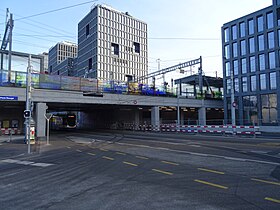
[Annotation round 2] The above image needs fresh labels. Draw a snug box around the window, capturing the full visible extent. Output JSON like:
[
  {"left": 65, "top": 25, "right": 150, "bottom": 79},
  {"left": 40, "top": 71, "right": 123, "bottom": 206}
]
[
  {"left": 267, "top": 12, "right": 274, "bottom": 29},
  {"left": 86, "top": 24, "right": 90, "bottom": 36},
  {"left": 270, "top": 72, "right": 277, "bottom": 89},
  {"left": 240, "top": 40, "right": 246, "bottom": 56},
  {"left": 243, "top": 96, "right": 258, "bottom": 125},
  {"left": 224, "top": 45, "right": 230, "bottom": 59},
  {"left": 226, "top": 79, "right": 231, "bottom": 94},
  {"left": 232, "top": 25, "right": 237, "bottom": 40},
  {"left": 259, "top": 54, "right": 265, "bottom": 71},
  {"left": 249, "top": 37, "right": 255, "bottom": 53},
  {"left": 250, "top": 75, "right": 257, "bottom": 91},
  {"left": 225, "top": 62, "right": 230, "bottom": 77},
  {"left": 269, "top": 52, "right": 276, "bottom": 69},
  {"left": 277, "top": 8, "right": 280, "bottom": 26},
  {"left": 224, "top": 28, "right": 229, "bottom": 42},
  {"left": 257, "top": 16, "right": 264, "bottom": 32},
  {"left": 258, "top": 35, "right": 264, "bottom": 51},
  {"left": 234, "top": 78, "right": 239, "bottom": 92},
  {"left": 233, "top": 42, "right": 237, "bottom": 57},
  {"left": 233, "top": 60, "right": 238, "bottom": 75},
  {"left": 248, "top": 19, "right": 254, "bottom": 35},
  {"left": 133, "top": 42, "right": 140, "bottom": 53},
  {"left": 250, "top": 56, "right": 256, "bottom": 72},
  {"left": 260, "top": 74, "right": 266, "bottom": 90},
  {"left": 88, "top": 58, "right": 92, "bottom": 70},
  {"left": 241, "top": 58, "right": 247, "bottom": 74},
  {"left": 261, "top": 94, "right": 277, "bottom": 124},
  {"left": 111, "top": 43, "right": 119, "bottom": 55},
  {"left": 268, "top": 32, "right": 275, "bottom": 49},
  {"left": 240, "top": 22, "right": 245, "bottom": 37},
  {"left": 242, "top": 77, "right": 248, "bottom": 92}
]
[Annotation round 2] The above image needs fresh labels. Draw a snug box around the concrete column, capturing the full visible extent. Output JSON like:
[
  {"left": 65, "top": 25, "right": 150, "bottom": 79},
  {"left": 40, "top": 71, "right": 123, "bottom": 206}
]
[
  {"left": 180, "top": 109, "right": 185, "bottom": 125},
  {"left": 134, "top": 108, "right": 140, "bottom": 126},
  {"left": 151, "top": 106, "right": 160, "bottom": 127},
  {"left": 35, "top": 103, "right": 47, "bottom": 138},
  {"left": 198, "top": 107, "right": 206, "bottom": 126}
]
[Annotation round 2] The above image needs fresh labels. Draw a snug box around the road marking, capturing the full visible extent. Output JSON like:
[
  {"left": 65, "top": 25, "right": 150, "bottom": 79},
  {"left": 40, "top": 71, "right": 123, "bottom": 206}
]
[
  {"left": 100, "top": 148, "right": 108, "bottom": 152},
  {"left": 66, "top": 146, "right": 71, "bottom": 149},
  {"left": 251, "top": 178, "right": 280, "bottom": 186},
  {"left": 76, "top": 149, "right": 82, "bottom": 152},
  {"left": 188, "top": 144, "right": 201, "bottom": 148},
  {"left": 116, "top": 152, "right": 126, "bottom": 155},
  {"left": 123, "top": 161, "right": 138, "bottom": 167},
  {"left": 265, "top": 197, "right": 280, "bottom": 203},
  {"left": 194, "top": 179, "right": 228, "bottom": 190},
  {"left": 135, "top": 155, "right": 149, "bottom": 160},
  {"left": 152, "top": 169, "right": 173, "bottom": 176},
  {"left": 116, "top": 142, "right": 280, "bottom": 165},
  {"left": 161, "top": 160, "right": 179, "bottom": 166},
  {"left": 87, "top": 152, "right": 96, "bottom": 156},
  {"left": 198, "top": 168, "right": 225, "bottom": 175},
  {"left": 1, "top": 159, "right": 53, "bottom": 167},
  {"left": 102, "top": 156, "right": 114, "bottom": 161}
]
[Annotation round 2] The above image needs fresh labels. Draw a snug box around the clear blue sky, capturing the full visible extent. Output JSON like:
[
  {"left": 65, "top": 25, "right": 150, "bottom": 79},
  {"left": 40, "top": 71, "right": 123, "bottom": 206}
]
[{"left": 0, "top": 0, "right": 271, "bottom": 80}]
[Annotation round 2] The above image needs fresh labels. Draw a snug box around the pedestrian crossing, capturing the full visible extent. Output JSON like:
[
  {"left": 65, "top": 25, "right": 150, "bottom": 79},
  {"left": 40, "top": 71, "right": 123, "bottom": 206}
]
[{"left": 1, "top": 159, "right": 54, "bottom": 167}]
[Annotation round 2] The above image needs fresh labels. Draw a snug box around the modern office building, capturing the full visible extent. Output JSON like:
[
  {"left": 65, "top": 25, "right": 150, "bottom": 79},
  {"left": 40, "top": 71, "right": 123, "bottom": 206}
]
[
  {"left": 77, "top": 4, "right": 148, "bottom": 81},
  {"left": 222, "top": 0, "right": 280, "bottom": 126},
  {"left": 48, "top": 41, "right": 77, "bottom": 75}
]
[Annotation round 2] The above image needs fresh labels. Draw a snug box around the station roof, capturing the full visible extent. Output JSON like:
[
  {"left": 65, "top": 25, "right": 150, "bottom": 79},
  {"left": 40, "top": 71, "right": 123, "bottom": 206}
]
[{"left": 174, "top": 74, "right": 223, "bottom": 88}]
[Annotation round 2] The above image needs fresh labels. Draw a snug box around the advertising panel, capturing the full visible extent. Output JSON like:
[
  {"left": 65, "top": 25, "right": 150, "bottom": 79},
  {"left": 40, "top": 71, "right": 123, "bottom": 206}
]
[
  {"left": 81, "top": 78, "right": 98, "bottom": 92},
  {"left": 39, "top": 74, "right": 61, "bottom": 89},
  {"left": 61, "top": 76, "right": 81, "bottom": 91}
]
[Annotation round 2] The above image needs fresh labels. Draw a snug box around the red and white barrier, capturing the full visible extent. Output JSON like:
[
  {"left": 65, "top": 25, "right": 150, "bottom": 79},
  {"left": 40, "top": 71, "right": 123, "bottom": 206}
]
[{"left": 1, "top": 128, "right": 21, "bottom": 135}]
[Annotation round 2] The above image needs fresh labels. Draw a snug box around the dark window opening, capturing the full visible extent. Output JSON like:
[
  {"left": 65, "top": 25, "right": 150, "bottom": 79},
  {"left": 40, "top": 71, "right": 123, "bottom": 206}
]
[
  {"left": 86, "top": 24, "right": 90, "bottom": 36},
  {"left": 88, "top": 58, "right": 93, "bottom": 70},
  {"left": 277, "top": 8, "right": 280, "bottom": 25},
  {"left": 111, "top": 43, "right": 119, "bottom": 55},
  {"left": 133, "top": 42, "right": 140, "bottom": 53},
  {"left": 50, "top": 66, "right": 52, "bottom": 73}
]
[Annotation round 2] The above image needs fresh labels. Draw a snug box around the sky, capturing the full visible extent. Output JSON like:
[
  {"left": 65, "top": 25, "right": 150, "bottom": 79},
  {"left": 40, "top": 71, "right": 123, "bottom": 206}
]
[{"left": 0, "top": 0, "right": 272, "bottom": 82}]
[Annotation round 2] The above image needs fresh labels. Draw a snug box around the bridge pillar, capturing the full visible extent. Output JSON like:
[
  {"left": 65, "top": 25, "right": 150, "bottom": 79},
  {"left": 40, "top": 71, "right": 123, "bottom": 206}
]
[
  {"left": 198, "top": 107, "right": 206, "bottom": 126},
  {"left": 151, "top": 106, "right": 160, "bottom": 128},
  {"left": 35, "top": 102, "right": 47, "bottom": 139}
]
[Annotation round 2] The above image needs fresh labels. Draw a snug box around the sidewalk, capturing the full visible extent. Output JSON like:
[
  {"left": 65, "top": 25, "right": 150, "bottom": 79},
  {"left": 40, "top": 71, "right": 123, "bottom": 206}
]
[{"left": 0, "top": 134, "right": 25, "bottom": 143}]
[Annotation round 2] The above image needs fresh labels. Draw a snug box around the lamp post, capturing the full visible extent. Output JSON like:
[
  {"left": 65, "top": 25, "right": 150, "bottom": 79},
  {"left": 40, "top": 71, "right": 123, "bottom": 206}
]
[{"left": 230, "top": 66, "right": 236, "bottom": 127}]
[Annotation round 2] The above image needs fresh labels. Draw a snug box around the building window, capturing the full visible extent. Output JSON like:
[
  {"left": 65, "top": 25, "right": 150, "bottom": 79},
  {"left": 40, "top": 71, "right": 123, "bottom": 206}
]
[
  {"left": 225, "top": 62, "right": 230, "bottom": 77},
  {"left": 269, "top": 52, "right": 276, "bottom": 69},
  {"left": 133, "top": 42, "right": 140, "bottom": 53},
  {"left": 267, "top": 12, "right": 274, "bottom": 29},
  {"left": 226, "top": 79, "right": 231, "bottom": 94},
  {"left": 260, "top": 73, "right": 266, "bottom": 90},
  {"left": 224, "top": 45, "right": 230, "bottom": 59},
  {"left": 258, "top": 35, "right": 264, "bottom": 51},
  {"left": 243, "top": 96, "right": 258, "bottom": 125},
  {"left": 268, "top": 32, "right": 275, "bottom": 49},
  {"left": 240, "top": 40, "right": 246, "bottom": 56},
  {"left": 224, "top": 28, "right": 229, "bottom": 42},
  {"left": 249, "top": 37, "right": 255, "bottom": 53},
  {"left": 232, "top": 42, "right": 238, "bottom": 57},
  {"left": 111, "top": 43, "right": 119, "bottom": 55},
  {"left": 277, "top": 8, "right": 280, "bottom": 25},
  {"left": 234, "top": 78, "right": 239, "bottom": 92},
  {"left": 257, "top": 16, "right": 264, "bottom": 32},
  {"left": 250, "top": 56, "right": 256, "bottom": 72},
  {"left": 248, "top": 19, "right": 254, "bottom": 35},
  {"left": 241, "top": 58, "right": 247, "bottom": 74},
  {"left": 250, "top": 75, "right": 257, "bottom": 91},
  {"left": 239, "top": 22, "right": 245, "bottom": 37},
  {"left": 233, "top": 60, "right": 238, "bottom": 75},
  {"left": 231, "top": 25, "right": 237, "bottom": 40},
  {"left": 86, "top": 24, "right": 90, "bottom": 36},
  {"left": 242, "top": 77, "right": 248, "bottom": 92},
  {"left": 88, "top": 58, "right": 92, "bottom": 70},
  {"left": 261, "top": 94, "right": 277, "bottom": 124},
  {"left": 259, "top": 54, "right": 265, "bottom": 71},
  {"left": 270, "top": 72, "right": 277, "bottom": 89}
]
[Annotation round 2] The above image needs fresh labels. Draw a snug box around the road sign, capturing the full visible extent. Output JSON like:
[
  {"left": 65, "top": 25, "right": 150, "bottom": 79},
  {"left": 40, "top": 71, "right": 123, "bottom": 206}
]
[
  {"left": 44, "top": 113, "right": 53, "bottom": 120},
  {"left": 23, "top": 110, "right": 31, "bottom": 118},
  {"left": 0, "top": 96, "right": 18, "bottom": 101}
]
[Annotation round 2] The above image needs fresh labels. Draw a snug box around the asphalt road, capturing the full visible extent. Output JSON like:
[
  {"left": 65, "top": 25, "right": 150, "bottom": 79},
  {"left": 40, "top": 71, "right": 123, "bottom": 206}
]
[{"left": 1, "top": 131, "right": 280, "bottom": 210}]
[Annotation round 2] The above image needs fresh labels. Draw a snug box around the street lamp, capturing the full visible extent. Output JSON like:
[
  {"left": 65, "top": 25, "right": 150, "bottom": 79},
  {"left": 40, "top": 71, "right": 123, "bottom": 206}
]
[{"left": 230, "top": 66, "right": 236, "bottom": 127}]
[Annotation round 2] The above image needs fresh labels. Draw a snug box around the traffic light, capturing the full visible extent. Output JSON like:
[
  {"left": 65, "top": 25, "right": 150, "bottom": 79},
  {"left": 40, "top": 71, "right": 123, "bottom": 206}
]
[{"left": 23, "top": 110, "right": 31, "bottom": 118}]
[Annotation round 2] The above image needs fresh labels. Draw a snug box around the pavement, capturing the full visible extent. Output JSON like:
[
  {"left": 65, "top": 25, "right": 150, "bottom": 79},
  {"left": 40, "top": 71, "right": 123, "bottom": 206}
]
[{"left": 0, "top": 134, "right": 25, "bottom": 143}]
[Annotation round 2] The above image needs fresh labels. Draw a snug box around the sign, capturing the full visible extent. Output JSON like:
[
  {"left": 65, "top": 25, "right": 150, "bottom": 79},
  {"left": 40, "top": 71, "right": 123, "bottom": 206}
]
[
  {"left": 44, "top": 113, "right": 53, "bottom": 120},
  {"left": 0, "top": 96, "right": 18, "bottom": 101}
]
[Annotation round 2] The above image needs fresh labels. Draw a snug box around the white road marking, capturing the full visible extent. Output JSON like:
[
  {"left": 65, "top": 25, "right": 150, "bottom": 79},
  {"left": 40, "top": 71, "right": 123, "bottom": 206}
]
[
  {"left": 115, "top": 142, "right": 280, "bottom": 166},
  {"left": 1, "top": 159, "right": 54, "bottom": 167}
]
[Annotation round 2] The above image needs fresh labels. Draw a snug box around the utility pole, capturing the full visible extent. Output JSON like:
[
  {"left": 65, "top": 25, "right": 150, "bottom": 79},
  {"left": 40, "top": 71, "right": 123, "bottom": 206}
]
[
  {"left": 25, "top": 55, "right": 32, "bottom": 154},
  {"left": 176, "top": 86, "right": 180, "bottom": 130},
  {"left": 230, "top": 64, "right": 236, "bottom": 128},
  {"left": 8, "top": 13, "right": 14, "bottom": 83},
  {"left": 198, "top": 56, "right": 203, "bottom": 97}
]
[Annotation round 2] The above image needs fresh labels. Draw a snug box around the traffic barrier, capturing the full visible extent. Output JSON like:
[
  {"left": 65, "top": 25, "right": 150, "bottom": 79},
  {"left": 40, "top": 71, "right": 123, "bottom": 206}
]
[{"left": 0, "top": 128, "right": 21, "bottom": 135}]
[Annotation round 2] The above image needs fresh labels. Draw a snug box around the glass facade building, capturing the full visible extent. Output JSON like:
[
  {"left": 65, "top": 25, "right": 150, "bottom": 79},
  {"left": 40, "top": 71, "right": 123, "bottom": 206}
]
[{"left": 222, "top": 0, "right": 280, "bottom": 125}]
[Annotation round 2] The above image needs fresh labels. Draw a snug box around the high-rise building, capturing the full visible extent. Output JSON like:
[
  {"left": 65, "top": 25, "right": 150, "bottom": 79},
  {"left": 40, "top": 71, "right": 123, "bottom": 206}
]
[
  {"left": 77, "top": 4, "right": 148, "bottom": 82},
  {"left": 222, "top": 0, "right": 280, "bottom": 126},
  {"left": 48, "top": 41, "right": 77, "bottom": 75}
]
